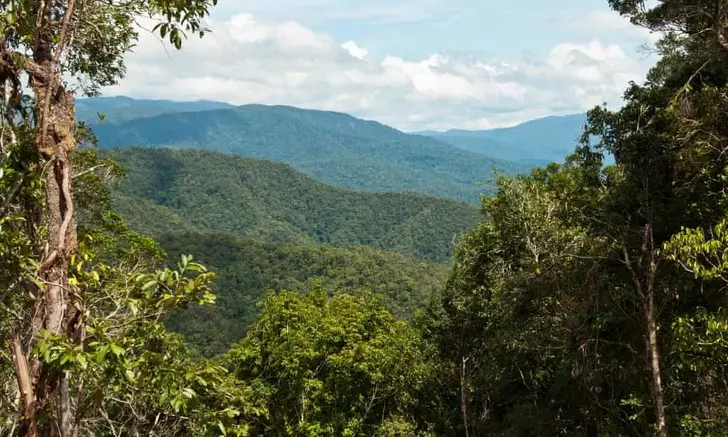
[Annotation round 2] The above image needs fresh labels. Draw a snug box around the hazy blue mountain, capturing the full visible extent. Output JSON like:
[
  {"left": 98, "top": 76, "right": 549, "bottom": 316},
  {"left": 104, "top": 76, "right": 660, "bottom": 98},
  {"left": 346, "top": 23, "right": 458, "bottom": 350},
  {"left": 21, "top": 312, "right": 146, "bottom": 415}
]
[
  {"left": 76, "top": 95, "right": 234, "bottom": 124},
  {"left": 91, "top": 101, "right": 531, "bottom": 203},
  {"left": 418, "top": 113, "right": 588, "bottom": 164}
]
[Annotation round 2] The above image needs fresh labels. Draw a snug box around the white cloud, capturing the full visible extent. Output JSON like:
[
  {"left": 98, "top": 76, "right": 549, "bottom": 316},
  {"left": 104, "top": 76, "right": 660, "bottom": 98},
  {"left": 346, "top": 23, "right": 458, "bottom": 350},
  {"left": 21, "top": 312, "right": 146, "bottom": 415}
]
[
  {"left": 341, "top": 41, "right": 368, "bottom": 60},
  {"left": 564, "top": 10, "right": 662, "bottom": 45},
  {"left": 104, "top": 13, "right": 654, "bottom": 131}
]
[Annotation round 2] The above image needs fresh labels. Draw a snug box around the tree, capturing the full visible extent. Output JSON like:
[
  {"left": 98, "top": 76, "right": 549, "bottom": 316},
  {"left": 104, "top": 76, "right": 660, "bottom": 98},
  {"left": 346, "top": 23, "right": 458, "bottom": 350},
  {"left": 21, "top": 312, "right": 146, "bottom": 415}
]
[
  {"left": 223, "top": 287, "right": 435, "bottom": 436},
  {"left": 609, "top": 0, "right": 728, "bottom": 56},
  {"left": 423, "top": 165, "right": 624, "bottom": 436},
  {"left": 0, "top": 1, "right": 218, "bottom": 435},
  {"left": 582, "top": 2, "right": 728, "bottom": 434}
]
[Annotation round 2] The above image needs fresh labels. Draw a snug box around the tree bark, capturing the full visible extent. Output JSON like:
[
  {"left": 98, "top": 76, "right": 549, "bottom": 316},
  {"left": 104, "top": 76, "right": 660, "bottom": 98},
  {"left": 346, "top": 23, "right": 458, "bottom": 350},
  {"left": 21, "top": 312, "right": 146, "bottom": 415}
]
[
  {"left": 460, "top": 356, "right": 470, "bottom": 437},
  {"left": 623, "top": 224, "right": 669, "bottom": 437},
  {"left": 10, "top": 0, "right": 80, "bottom": 434},
  {"left": 9, "top": 332, "right": 37, "bottom": 437},
  {"left": 29, "top": 67, "right": 78, "bottom": 437},
  {"left": 644, "top": 287, "right": 668, "bottom": 437}
]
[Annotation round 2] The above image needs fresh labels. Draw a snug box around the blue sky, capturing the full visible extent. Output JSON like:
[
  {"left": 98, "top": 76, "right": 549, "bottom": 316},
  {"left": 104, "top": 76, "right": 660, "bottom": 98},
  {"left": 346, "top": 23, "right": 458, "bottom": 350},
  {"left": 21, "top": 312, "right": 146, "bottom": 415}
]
[
  {"left": 210, "top": 0, "right": 642, "bottom": 60},
  {"left": 107, "top": 0, "right": 659, "bottom": 130}
]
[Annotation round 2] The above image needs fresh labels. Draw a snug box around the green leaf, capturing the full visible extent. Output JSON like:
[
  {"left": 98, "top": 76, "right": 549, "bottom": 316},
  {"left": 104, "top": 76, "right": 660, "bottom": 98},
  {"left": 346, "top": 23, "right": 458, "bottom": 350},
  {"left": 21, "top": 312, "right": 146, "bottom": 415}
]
[
  {"left": 142, "top": 280, "right": 158, "bottom": 291},
  {"left": 96, "top": 345, "right": 109, "bottom": 363},
  {"left": 109, "top": 343, "right": 125, "bottom": 357},
  {"left": 77, "top": 354, "right": 88, "bottom": 370}
]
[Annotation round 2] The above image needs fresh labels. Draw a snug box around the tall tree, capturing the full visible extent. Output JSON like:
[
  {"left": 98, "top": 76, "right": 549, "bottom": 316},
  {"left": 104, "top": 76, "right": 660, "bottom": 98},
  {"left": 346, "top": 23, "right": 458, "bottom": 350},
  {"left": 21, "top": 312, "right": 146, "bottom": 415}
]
[
  {"left": 223, "top": 287, "right": 435, "bottom": 436},
  {"left": 0, "top": 1, "right": 217, "bottom": 435}
]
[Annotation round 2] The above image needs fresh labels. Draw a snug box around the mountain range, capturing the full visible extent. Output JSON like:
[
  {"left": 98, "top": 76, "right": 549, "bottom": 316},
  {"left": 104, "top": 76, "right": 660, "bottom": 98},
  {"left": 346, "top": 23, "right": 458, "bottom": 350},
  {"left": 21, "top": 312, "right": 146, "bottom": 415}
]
[
  {"left": 76, "top": 95, "right": 234, "bottom": 124},
  {"left": 416, "top": 113, "right": 588, "bottom": 165},
  {"left": 80, "top": 96, "right": 587, "bottom": 203}
]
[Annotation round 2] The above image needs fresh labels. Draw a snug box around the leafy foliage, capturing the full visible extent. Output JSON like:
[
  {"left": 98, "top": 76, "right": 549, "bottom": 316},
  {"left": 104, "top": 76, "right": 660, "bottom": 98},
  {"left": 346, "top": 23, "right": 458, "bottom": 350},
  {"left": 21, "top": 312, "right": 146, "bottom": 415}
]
[
  {"left": 420, "top": 1, "right": 728, "bottom": 432},
  {"left": 9, "top": 0, "right": 728, "bottom": 434},
  {"left": 159, "top": 232, "right": 447, "bottom": 357},
  {"left": 222, "top": 287, "right": 436, "bottom": 436},
  {"left": 107, "top": 147, "right": 480, "bottom": 264}
]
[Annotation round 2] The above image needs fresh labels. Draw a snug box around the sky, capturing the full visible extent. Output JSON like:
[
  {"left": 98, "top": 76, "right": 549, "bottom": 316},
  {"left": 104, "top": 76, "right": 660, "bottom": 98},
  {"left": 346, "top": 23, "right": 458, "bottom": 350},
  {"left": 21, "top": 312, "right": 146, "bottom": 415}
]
[{"left": 103, "top": 0, "right": 661, "bottom": 131}]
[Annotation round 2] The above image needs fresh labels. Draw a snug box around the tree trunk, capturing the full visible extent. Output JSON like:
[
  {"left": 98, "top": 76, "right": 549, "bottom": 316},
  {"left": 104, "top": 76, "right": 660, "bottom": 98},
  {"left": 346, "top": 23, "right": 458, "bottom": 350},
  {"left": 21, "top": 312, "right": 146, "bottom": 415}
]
[
  {"left": 644, "top": 288, "right": 668, "bottom": 437},
  {"left": 29, "top": 70, "right": 78, "bottom": 437},
  {"left": 9, "top": 2, "right": 80, "bottom": 431},
  {"left": 623, "top": 224, "right": 669, "bottom": 437},
  {"left": 9, "top": 333, "right": 38, "bottom": 437},
  {"left": 460, "top": 356, "right": 470, "bottom": 437}
]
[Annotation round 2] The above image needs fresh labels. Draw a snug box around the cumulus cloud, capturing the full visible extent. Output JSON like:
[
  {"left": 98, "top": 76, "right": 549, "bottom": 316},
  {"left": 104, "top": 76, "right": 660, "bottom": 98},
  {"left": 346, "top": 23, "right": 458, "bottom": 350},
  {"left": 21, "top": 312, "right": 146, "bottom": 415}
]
[
  {"left": 104, "top": 13, "right": 654, "bottom": 131},
  {"left": 341, "top": 41, "right": 368, "bottom": 60},
  {"left": 563, "top": 10, "right": 662, "bottom": 46}
]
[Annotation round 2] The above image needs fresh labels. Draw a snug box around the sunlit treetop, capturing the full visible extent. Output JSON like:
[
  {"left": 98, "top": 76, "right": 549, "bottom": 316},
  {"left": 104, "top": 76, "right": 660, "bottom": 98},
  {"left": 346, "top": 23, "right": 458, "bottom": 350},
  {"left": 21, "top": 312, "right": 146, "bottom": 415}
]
[{"left": 609, "top": 0, "right": 728, "bottom": 53}]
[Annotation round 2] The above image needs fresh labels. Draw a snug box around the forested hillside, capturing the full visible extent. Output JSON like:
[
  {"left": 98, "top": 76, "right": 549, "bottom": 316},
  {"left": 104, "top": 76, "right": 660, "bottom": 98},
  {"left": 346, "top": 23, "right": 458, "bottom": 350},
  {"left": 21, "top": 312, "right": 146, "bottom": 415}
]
[
  {"left": 108, "top": 147, "right": 480, "bottom": 263},
  {"left": 160, "top": 232, "right": 447, "bottom": 356},
  {"left": 90, "top": 103, "right": 530, "bottom": 202}
]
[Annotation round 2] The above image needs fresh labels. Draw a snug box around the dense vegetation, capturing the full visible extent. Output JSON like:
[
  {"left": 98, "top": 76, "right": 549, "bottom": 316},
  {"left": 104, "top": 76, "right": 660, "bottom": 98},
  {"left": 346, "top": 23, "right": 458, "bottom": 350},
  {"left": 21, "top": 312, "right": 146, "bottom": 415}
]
[
  {"left": 90, "top": 103, "right": 530, "bottom": 202},
  {"left": 159, "top": 231, "right": 447, "bottom": 357},
  {"left": 5, "top": 0, "right": 728, "bottom": 436},
  {"left": 108, "top": 147, "right": 480, "bottom": 264}
]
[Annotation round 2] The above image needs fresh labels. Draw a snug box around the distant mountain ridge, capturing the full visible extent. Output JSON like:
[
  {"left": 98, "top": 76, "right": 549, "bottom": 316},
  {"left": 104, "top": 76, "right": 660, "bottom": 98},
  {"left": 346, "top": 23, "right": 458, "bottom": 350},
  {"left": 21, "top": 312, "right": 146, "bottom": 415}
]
[
  {"left": 76, "top": 96, "right": 234, "bottom": 124},
  {"left": 84, "top": 97, "right": 531, "bottom": 203},
  {"left": 416, "top": 113, "right": 588, "bottom": 164},
  {"left": 80, "top": 98, "right": 586, "bottom": 167}
]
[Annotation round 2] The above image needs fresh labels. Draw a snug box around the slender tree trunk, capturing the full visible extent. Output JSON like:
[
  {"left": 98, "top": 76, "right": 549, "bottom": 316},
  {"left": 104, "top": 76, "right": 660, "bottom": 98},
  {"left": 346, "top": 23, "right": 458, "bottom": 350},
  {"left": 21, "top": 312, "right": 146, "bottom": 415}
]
[
  {"left": 9, "top": 333, "right": 37, "bottom": 437},
  {"left": 623, "top": 224, "right": 669, "bottom": 437},
  {"left": 644, "top": 288, "right": 668, "bottom": 437},
  {"left": 460, "top": 356, "right": 470, "bottom": 437}
]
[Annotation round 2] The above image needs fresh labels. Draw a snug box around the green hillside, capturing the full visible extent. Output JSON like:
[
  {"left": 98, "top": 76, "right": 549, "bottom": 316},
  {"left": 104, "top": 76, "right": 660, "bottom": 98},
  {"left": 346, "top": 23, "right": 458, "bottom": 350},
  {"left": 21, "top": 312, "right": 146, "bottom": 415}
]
[
  {"left": 91, "top": 102, "right": 530, "bottom": 202},
  {"left": 159, "top": 232, "right": 447, "bottom": 356},
  {"left": 104, "top": 147, "right": 462, "bottom": 356},
  {"left": 108, "top": 147, "right": 481, "bottom": 264}
]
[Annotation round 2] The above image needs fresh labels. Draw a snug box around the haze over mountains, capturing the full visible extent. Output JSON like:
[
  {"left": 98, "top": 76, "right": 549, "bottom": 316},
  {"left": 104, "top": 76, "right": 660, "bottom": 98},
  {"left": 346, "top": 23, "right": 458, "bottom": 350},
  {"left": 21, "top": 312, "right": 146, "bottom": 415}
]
[
  {"left": 417, "top": 113, "right": 588, "bottom": 165},
  {"left": 81, "top": 96, "right": 587, "bottom": 203}
]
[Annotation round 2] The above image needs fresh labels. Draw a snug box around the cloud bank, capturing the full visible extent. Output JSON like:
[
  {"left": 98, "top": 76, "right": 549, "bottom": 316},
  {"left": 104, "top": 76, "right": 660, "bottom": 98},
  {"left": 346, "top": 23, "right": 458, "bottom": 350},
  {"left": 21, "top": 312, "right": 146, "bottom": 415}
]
[{"left": 104, "top": 12, "right": 656, "bottom": 130}]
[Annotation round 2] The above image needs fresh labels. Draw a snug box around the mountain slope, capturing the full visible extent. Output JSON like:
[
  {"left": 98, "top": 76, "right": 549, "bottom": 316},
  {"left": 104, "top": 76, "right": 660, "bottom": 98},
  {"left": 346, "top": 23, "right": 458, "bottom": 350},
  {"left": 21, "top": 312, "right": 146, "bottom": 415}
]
[
  {"left": 420, "top": 113, "right": 587, "bottom": 164},
  {"left": 76, "top": 95, "right": 234, "bottom": 124},
  {"left": 108, "top": 148, "right": 481, "bottom": 263},
  {"left": 160, "top": 232, "right": 447, "bottom": 356},
  {"left": 92, "top": 102, "right": 530, "bottom": 202}
]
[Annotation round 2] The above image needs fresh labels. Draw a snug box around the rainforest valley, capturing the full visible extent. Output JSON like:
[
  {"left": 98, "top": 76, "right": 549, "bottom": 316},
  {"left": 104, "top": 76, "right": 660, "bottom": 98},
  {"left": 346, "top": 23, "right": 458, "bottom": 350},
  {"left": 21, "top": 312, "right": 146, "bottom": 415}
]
[{"left": 3, "top": 0, "right": 728, "bottom": 436}]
